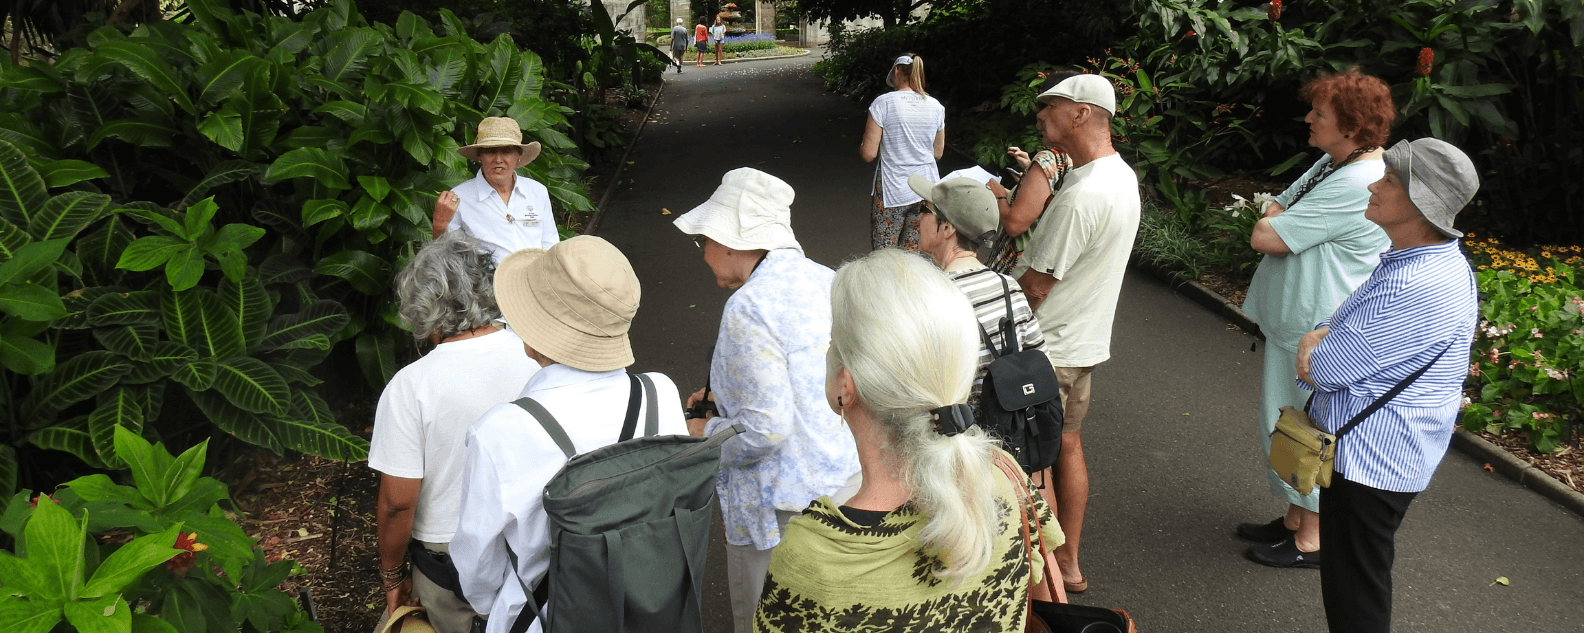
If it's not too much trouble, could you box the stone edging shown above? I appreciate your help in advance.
[583,80,666,236]
[1131,253,1584,517]
[709,48,811,65]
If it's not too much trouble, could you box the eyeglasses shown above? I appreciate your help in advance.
[692,236,706,249]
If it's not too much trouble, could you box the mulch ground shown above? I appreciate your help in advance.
[1480,429,1583,493]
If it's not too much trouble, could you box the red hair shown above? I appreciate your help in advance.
[1300,68,1396,148]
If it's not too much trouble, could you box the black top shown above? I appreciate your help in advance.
[838,505,892,527]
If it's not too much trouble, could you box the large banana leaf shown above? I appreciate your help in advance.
[263,147,351,189]
[320,28,380,84]
[94,41,197,115]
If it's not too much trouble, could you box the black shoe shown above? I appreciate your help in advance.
[1246,539,1321,569]
[1236,517,1295,543]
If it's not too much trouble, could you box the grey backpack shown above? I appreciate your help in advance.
[505,373,741,633]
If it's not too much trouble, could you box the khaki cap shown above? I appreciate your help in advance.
[494,236,640,371]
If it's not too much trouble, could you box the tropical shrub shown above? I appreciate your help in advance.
[0,0,592,501]
[0,427,320,633]
[1113,0,1584,245]
[1460,236,1583,453]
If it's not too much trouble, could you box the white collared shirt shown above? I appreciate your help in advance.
[446,170,560,263]
[451,364,688,633]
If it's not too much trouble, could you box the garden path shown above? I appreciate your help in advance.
[593,53,1584,632]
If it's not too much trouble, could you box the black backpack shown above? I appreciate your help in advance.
[975,276,1064,474]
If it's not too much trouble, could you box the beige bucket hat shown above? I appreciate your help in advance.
[673,168,802,253]
[457,117,543,169]
[494,236,640,372]
[377,606,435,633]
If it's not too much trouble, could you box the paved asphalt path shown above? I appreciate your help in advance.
[591,54,1584,632]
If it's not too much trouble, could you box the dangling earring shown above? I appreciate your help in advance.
[837,396,846,426]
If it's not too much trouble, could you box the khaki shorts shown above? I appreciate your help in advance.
[1052,365,1093,433]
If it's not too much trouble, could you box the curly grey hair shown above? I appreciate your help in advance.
[395,229,501,341]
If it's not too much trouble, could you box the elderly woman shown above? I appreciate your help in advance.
[861,53,945,251]
[984,70,1079,274]
[1297,138,1479,633]
[1238,69,1395,568]
[369,229,540,633]
[432,117,559,263]
[754,249,1064,631]
[673,168,862,633]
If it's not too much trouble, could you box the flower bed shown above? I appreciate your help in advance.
[1459,236,1583,455]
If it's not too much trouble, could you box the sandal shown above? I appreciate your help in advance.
[1063,576,1088,593]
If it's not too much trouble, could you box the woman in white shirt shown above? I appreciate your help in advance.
[860,53,946,251]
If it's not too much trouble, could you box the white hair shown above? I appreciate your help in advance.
[828,248,1001,583]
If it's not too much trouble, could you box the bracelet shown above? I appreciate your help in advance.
[379,557,408,589]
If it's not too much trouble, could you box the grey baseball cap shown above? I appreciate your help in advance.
[1036,74,1117,117]
[907,174,999,247]
[1382,138,1480,238]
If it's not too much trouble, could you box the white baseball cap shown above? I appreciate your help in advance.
[1036,74,1117,117]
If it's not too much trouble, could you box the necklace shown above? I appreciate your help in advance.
[1288,146,1377,208]
[441,324,499,343]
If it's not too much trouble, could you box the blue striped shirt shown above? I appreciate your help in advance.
[1302,239,1477,493]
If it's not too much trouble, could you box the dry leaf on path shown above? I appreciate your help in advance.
[1491,576,1510,586]
[661,208,672,215]
[1482,463,1496,472]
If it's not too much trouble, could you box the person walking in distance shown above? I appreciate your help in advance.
[669,18,687,73]
[1012,74,1141,594]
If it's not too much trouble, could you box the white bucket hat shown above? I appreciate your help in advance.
[673,168,803,253]
[456,117,542,169]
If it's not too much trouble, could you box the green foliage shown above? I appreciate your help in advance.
[0,0,595,500]
[1118,0,1584,244]
[0,427,321,633]
[1460,266,1582,454]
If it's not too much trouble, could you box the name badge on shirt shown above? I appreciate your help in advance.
[507,207,540,227]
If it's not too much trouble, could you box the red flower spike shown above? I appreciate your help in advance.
[165,532,208,575]
[1268,0,1282,22]
[1416,47,1434,77]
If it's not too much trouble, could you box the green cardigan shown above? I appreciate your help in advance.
[754,463,1064,632]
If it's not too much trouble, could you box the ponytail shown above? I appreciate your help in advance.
[909,54,927,97]
[829,250,997,584]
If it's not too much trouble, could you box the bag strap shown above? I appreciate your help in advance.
[637,373,660,437]
[992,452,1061,624]
[503,543,550,633]
[1335,342,1452,439]
[975,275,1023,359]
[619,374,642,442]
[514,397,575,459]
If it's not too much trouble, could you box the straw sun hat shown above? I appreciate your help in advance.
[494,236,640,372]
[456,117,542,169]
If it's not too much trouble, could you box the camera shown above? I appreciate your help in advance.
[687,400,718,420]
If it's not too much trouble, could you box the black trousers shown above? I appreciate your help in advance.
[1319,474,1419,633]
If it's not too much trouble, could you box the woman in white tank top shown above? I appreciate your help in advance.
[860,54,946,251]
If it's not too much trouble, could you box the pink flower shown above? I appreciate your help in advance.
[1468,363,1481,376]
[1545,368,1567,381]
[1531,328,1544,338]
[1531,411,1552,420]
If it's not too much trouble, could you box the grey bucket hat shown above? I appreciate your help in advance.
[1382,138,1480,238]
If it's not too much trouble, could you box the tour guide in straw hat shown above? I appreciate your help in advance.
[449,236,688,633]
[433,117,559,263]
